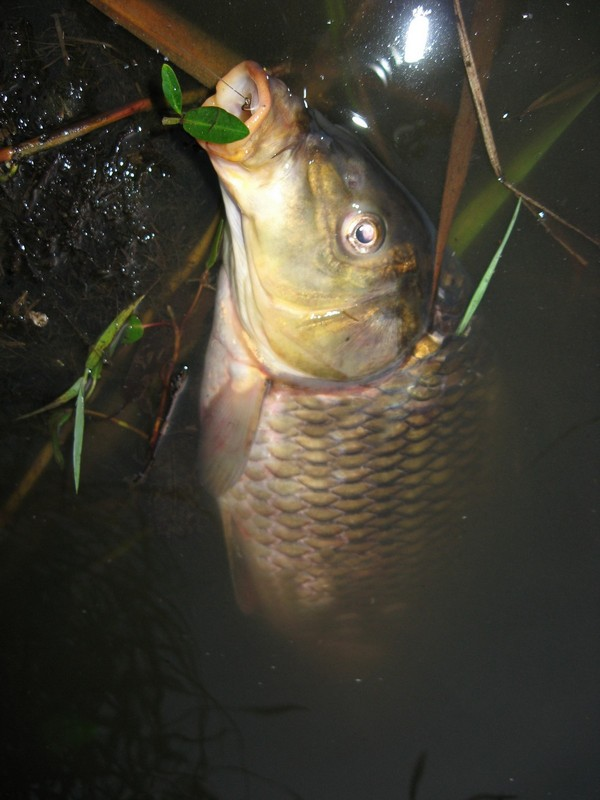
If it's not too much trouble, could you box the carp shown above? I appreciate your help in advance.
[197,61,490,662]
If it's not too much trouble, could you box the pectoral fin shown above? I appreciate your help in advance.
[200,363,269,496]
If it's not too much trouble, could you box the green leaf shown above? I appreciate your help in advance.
[456,197,522,336]
[122,314,144,344]
[161,63,182,116]
[72,379,86,493]
[182,107,249,144]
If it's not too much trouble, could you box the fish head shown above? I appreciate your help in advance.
[199,61,434,382]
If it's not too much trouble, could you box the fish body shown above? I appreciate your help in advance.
[198,62,490,657]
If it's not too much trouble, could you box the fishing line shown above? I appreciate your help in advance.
[202,62,252,110]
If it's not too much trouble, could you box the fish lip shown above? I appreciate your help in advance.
[199,60,272,160]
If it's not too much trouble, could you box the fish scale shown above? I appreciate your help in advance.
[219,323,489,642]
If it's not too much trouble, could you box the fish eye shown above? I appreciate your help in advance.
[340,212,385,255]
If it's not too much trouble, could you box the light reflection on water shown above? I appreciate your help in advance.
[0,0,598,798]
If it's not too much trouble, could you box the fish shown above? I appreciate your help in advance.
[197,61,492,663]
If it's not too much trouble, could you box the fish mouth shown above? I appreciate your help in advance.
[200,61,307,165]
[199,61,273,161]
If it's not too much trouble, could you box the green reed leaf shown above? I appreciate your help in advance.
[456,197,522,336]
[17,377,83,420]
[73,379,86,493]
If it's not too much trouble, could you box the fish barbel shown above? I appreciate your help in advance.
[198,61,491,661]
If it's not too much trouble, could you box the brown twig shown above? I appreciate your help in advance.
[147,263,214,456]
[453,0,503,179]
[503,181,600,248]
[0,97,152,163]
[453,0,598,262]
[0,88,207,164]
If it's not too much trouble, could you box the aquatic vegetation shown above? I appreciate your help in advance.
[434,0,598,328]
[18,297,145,492]
[448,0,599,261]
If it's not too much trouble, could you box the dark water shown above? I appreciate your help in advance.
[1,1,598,798]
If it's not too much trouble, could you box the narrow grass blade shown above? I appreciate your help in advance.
[73,379,86,493]
[50,409,73,468]
[17,377,84,419]
[456,197,522,336]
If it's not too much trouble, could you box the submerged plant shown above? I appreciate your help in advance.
[18,297,145,492]
[456,198,522,336]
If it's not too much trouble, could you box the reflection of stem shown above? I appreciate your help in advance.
[84,409,149,439]
[146,224,218,458]
[148,306,182,452]
[0,433,69,530]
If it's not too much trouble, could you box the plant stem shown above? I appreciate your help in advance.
[0,89,206,163]
[0,97,151,162]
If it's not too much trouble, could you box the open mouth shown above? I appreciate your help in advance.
[201,60,272,140]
